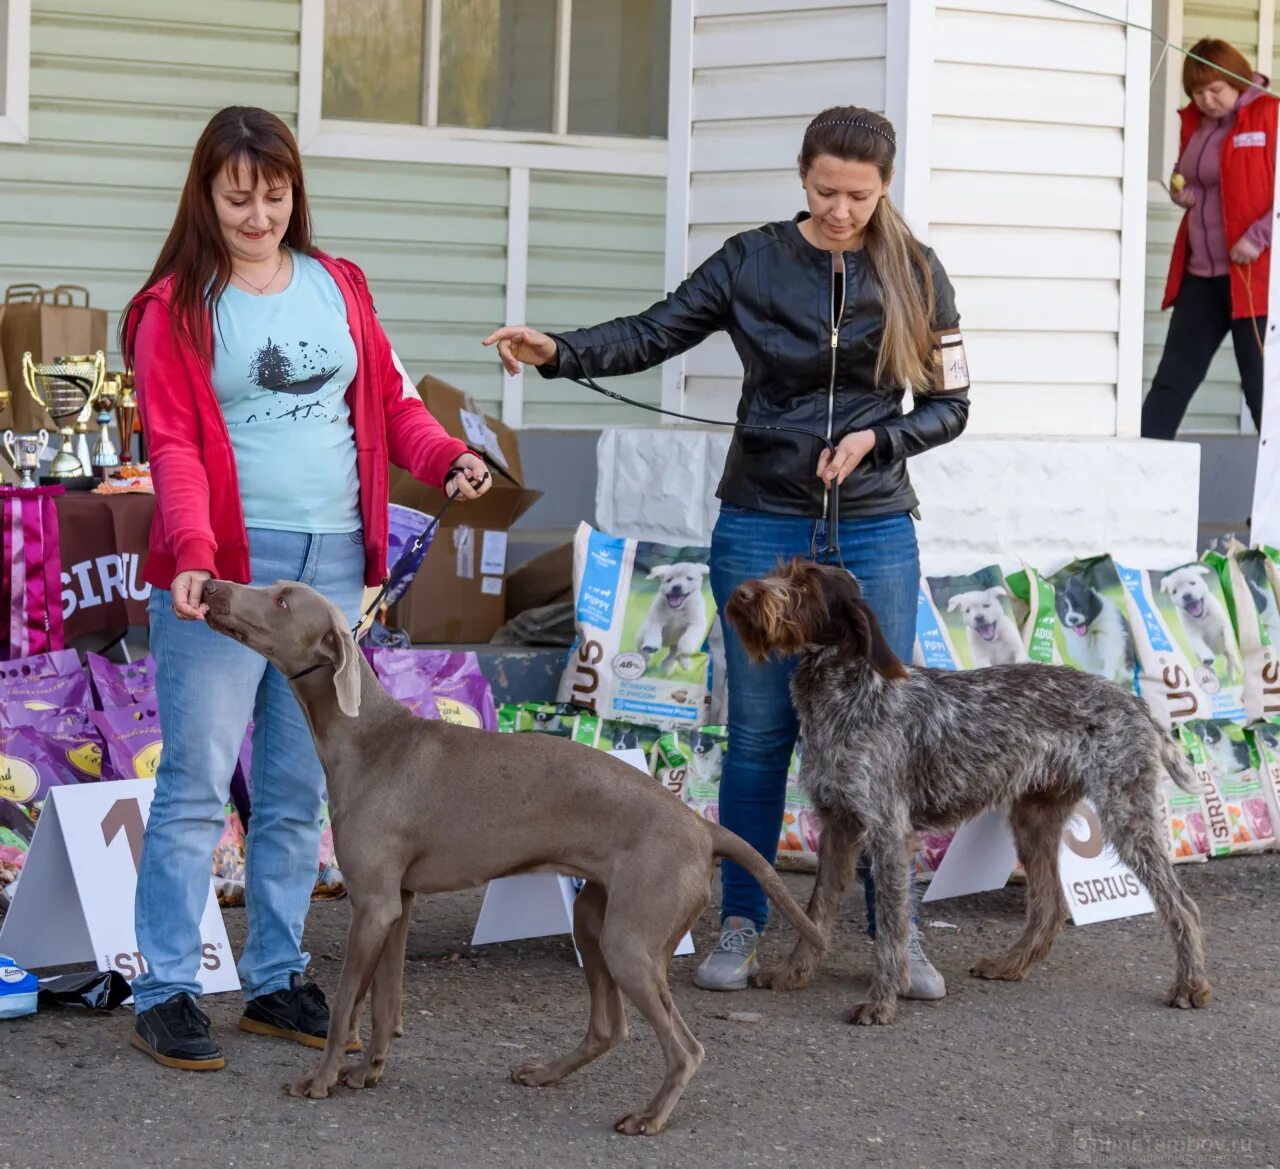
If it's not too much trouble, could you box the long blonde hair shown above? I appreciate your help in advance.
[799,107,936,390]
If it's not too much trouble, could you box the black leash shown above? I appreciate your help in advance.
[349,466,487,641]
[555,335,847,565]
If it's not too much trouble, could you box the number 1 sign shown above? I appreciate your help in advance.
[0,780,239,995]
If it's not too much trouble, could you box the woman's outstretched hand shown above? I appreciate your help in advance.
[483,326,557,376]
[447,452,493,500]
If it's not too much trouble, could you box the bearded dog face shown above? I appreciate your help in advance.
[725,559,908,680]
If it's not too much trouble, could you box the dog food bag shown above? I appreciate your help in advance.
[1246,719,1280,849]
[1208,546,1280,720]
[667,726,729,819]
[914,830,956,877]
[570,714,663,763]
[922,568,1028,670]
[0,648,88,720]
[559,523,715,730]
[85,653,157,710]
[1177,721,1273,855]
[367,648,497,730]
[212,806,247,908]
[914,580,961,669]
[1109,562,1223,728]
[1159,766,1211,864]
[1004,567,1061,665]
[496,702,585,737]
[1144,563,1246,723]
[778,747,821,863]
[92,703,162,781]
[0,725,78,806]
[1048,557,1138,689]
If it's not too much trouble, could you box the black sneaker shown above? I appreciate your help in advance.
[239,973,360,1052]
[131,992,225,1071]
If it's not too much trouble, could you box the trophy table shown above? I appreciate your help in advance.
[21,351,104,488]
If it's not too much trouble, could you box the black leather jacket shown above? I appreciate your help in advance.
[543,214,969,519]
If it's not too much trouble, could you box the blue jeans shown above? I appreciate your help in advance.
[710,506,920,932]
[132,529,365,1012]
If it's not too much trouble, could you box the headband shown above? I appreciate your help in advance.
[806,118,896,147]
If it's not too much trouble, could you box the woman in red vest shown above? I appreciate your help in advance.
[1144,39,1277,438]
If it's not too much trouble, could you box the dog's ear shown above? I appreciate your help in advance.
[818,569,908,680]
[321,613,362,718]
[1188,564,1211,578]
[946,594,964,612]
[647,566,671,581]
[852,599,910,680]
[1159,574,1176,594]
[694,564,711,577]
[987,585,1007,600]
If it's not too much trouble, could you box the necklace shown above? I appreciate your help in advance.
[232,250,286,295]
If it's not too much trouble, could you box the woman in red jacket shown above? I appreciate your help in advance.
[1144,39,1277,438]
[120,106,490,1071]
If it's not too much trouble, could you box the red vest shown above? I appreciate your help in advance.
[1163,92,1279,319]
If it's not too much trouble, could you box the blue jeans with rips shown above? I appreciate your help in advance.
[709,505,920,933]
[132,528,365,1012]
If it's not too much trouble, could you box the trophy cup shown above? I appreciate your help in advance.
[91,372,123,473]
[115,371,138,466]
[3,430,50,489]
[21,351,105,480]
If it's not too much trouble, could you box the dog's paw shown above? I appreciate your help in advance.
[393,1017,404,1039]
[969,955,1027,982]
[511,1061,561,1087]
[287,1071,335,1100]
[843,999,897,1026]
[339,1060,385,1090]
[614,1111,665,1136]
[1165,979,1211,1009]
[752,963,813,992]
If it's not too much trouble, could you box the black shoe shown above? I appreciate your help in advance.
[239,973,360,1051]
[131,992,225,1071]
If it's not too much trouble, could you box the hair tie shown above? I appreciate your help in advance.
[807,118,896,147]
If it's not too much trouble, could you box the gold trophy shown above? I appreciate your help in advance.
[114,371,138,466]
[21,351,105,479]
[91,372,123,473]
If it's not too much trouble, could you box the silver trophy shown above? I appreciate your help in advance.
[21,351,105,479]
[3,429,51,489]
[91,372,123,473]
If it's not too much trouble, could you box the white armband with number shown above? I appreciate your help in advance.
[934,330,970,392]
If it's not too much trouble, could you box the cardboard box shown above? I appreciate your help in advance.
[389,376,542,529]
[389,525,510,643]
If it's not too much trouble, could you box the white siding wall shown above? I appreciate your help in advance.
[672,0,888,418]
[927,0,1143,437]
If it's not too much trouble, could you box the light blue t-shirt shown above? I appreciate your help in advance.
[211,251,361,533]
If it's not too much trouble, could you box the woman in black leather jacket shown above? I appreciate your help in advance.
[485,106,969,996]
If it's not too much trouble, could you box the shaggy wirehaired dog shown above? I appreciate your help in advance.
[725,559,1211,1026]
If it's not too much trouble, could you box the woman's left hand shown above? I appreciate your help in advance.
[1230,237,1263,264]
[447,452,493,500]
[817,430,877,486]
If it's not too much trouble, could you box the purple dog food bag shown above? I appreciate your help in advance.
[0,648,90,725]
[86,653,157,709]
[92,703,162,782]
[367,648,497,730]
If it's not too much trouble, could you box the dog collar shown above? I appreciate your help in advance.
[288,662,333,682]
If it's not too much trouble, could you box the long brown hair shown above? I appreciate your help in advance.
[122,106,316,367]
[798,106,936,390]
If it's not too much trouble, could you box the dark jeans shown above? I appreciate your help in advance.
[1142,273,1265,439]
[709,505,920,932]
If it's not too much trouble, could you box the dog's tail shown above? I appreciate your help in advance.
[1161,732,1210,795]
[707,823,826,952]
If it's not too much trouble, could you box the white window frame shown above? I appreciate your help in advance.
[298,0,667,177]
[0,0,31,145]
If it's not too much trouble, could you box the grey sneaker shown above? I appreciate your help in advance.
[903,923,946,1000]
[693,916,759,991]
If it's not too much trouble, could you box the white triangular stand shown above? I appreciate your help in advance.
[920,800,1154,926]
[471,749,696,964]
[0,779,239,994]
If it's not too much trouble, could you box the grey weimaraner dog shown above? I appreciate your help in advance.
[203,578,823,1136]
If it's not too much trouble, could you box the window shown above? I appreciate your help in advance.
[320,0,670,141]
[0,0,31,145]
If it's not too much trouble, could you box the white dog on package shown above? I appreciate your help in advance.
[947,586,1027,667]
[1159,565,1243,676]
[638,563,710,675]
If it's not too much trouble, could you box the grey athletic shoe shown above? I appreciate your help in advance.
[693,916,759,991]
[903,923,947,1000]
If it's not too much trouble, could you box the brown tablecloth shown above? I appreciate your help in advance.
[56,491,153,640]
